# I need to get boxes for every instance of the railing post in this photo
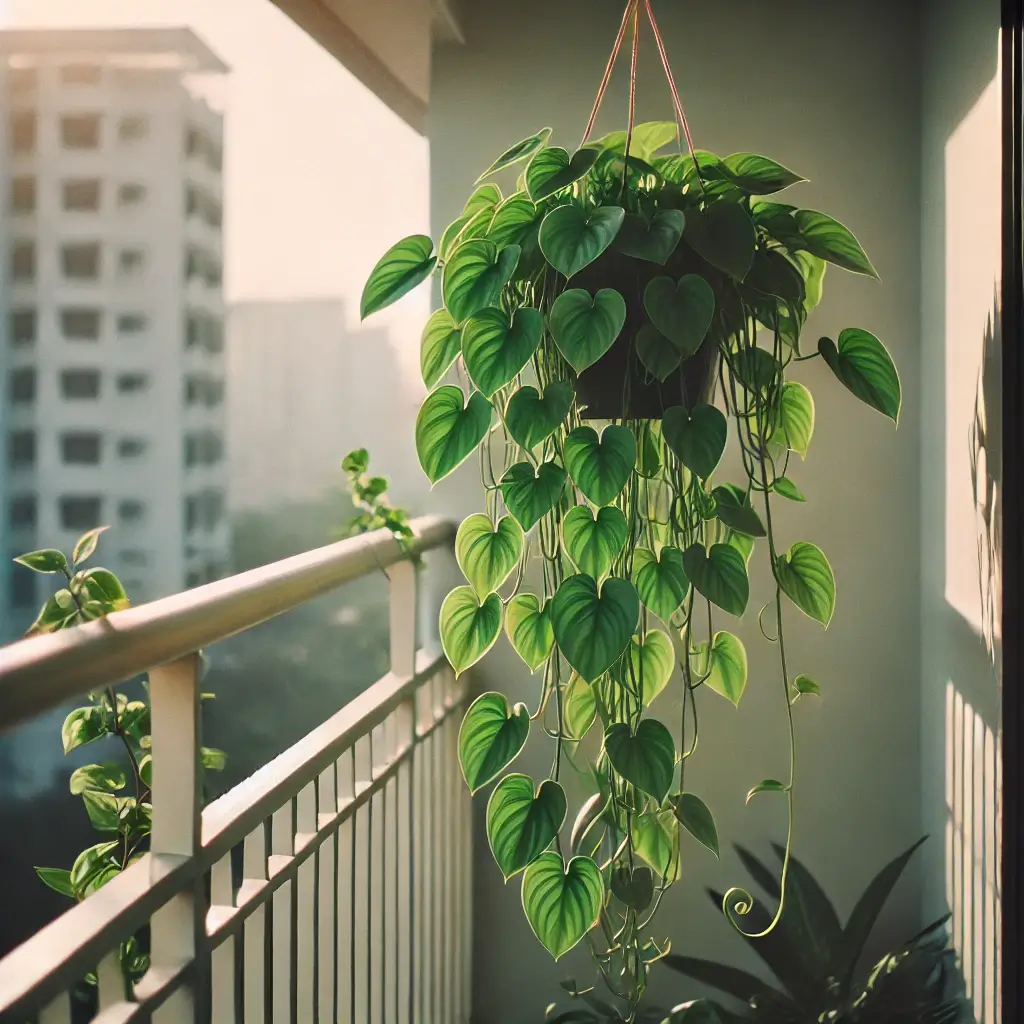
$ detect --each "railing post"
[389,558,419,680]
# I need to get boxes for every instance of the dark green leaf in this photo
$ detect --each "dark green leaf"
[505,593,555,672]
[462,306,542,397]
[743,248,806,304]
[487,774,566,878]
[500,460,567,531]
[615,210,685,264]
[730,346,780,393]
[549,287,626,373]
[62,706,109,754]
[27,593,78,635]
[81,569,129,610]
[663,955,795,1014]
[563,425,636,506]
[458,691,530,792]
[671,793,719,857]
[685,201,755,280]
[818,329,901,423]
[773,476,806,501]
[793,209,878,279]
[775,541,836,627]
[456,513,523,598]
[70,841,119,896]
[539,205,625,279]
[82,790,120,833]
[793,674,821,697]
[342,448,369,474]
[14,548,69,574]
[420,309,461,388]
[440,586,502,676]
[526,146,600,201]
[604,719,675,802]
[360,234,436,319]
[611,865,655,911]
[505,381,574,450]
[636,324,682,382]
[522,852,603,960]
[35,866,75,898]
[643,275,715,359]
[442,240,520,324]
[476,127,552,182]
[662,405,727,480]
[551,574,638,683]
[712,485,765,538]
[683,544,749,617]
[415,386,492,484]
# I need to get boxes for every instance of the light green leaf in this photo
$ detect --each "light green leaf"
[420,309,461,388]
[671,792,720,857]
[82,790,120,833]
[588,120,678,160]
[35,867,75,898]
[526,146,600,201]
[773,476,806,501]
[440,586,502,677]
[505,381,574,450]
[793,674,822,698]
[549,287,626,373]
[73,527,109,567]
[521,852,603,960]
[500,460,567,531]
[462,182,502,218]
[610,865,655,911]
[633,809,680,882]
[633,546,690,621]
[563,425,636,506]
[442,239,520,324]
[775,541,836,627]
[455,513,523,599]
[476,128,552,183]
[685,201,755,280]
[692,631,748,706]
[711,485,765,538]
[80,569,129,610]
[604,720,675,802]
[622,629,675,706]
[561,505,628,580]
[793,250,827,312]
[615,210,685,264]
[458,691,530,792]
[539,205,625,279]
[14,549,69,574]
[462,306,542,397]
[505,593,555,672]
[487,774,566,878]
[360,234,436,319]
[793,209,878,278]
[550,574,638,683]
[662,404,727,480]
[778,381,815,457]
[570,793,608,854]
[746,779,787,804]
[683,544,750,617]
[563,674,597,740]
[643,275,715,358]
[70,763,126,795]
[818,328,901,423]
[62,706,109,754]
[415,386,492,484]
[722,153,805,194]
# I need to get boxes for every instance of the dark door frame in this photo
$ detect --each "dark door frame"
[1003,0,1023,1018]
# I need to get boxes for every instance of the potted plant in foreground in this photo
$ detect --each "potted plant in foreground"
[360,0,901,1015]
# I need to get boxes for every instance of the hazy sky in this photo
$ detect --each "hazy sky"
[7,0,431,360]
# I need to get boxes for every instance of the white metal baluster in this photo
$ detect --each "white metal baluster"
[146,652,202,1024]
[353,735,372,1022]
[296,783,316,1024]
[242,825,268,1024]
[271,803,295,1024]
[38,993,70,1024]
[96,949,123,1010]
[396,701,414,1024]
[442,711,454,1022]
[413,684,430,1024]
[449,700,462,1023]
[384,772,398,1022]
[317,763,337,1024]
[337,749,355,1023]
[460,693,473,1021]
[369,724,386,1023]
[432,690,444,1024]
[211,855,236,1024]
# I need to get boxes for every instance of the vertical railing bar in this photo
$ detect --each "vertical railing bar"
[316,764,337,1024]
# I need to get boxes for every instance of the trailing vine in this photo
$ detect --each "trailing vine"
[360,2,901,1016]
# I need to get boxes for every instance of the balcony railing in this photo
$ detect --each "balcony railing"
[0,516,470,1024]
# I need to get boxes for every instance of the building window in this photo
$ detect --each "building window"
[118,183,145,207]
[61,114,101,149]
[117,437,147,458]
[60,496,101,530]
[61,308,101,341]
[11,176,35,213]
[9,367,35,403]
[61,369,100,399]
[118,115,146,141]
[10,565,36,609]
[118,249,144,276]
[10,495,37,528]
[10,67,38,94]
[186,569,202,588]
[118,500,146,524]
[10,112,35,154]
[9,431,35,467]
[61,432,101,465]
[116,373,148,394]
[120,549,148,566]
[117,313,146,335]
[60,63,102,85]
[63,179,101,211]
[10,310,35,347]
[11,241,35,281]
[61,243,101,281]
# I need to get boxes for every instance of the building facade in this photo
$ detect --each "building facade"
[0,28,229,637]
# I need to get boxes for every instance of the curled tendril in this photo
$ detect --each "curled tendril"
[758,602,779,642]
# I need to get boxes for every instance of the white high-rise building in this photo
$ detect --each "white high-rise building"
[0,27,230,637]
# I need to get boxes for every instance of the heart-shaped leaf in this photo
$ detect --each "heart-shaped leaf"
[633,809,681,882]
[662,405,727,480]
[549,287,627,373]
[462,306,543,397]
[500,460,567,531]
[636,421,663,478]
[442,239,521,324]
[615,210,686,264]
[415,386,492,484]
[526,146,600,201]
[462,182,502,217]
[610,865,655,911]
[562,505,628,579]
[621,629,675,706]
[633,546,690,621]
[505,381,575,450]
[777,381,815,457]
[476,127,552,183]
[361,234,436,319]
[564,425,636,506]
[685,201,756,281]
[776,541,835,626]
[604,719,675,802]
[743,248,807,305]
[551,574,639,683]
[564,674,597,740]
[794,209,878,278]
[455,513,523,598]
[732,346,781,394]
[487,193,541,248]
[671,792,720,857]
[818,329,901,423]
[521,852,603,960]
[722,153,805,195]
[420,309,461,388]
[487,774,567,878]
[505,593,555,671]
[711,485,766,538]
[440,586,502,676]
[683,544,749,617]
[459,691,530,792]
[539,205,625,279]
[636,324,682,381]
[692,630,747,706]
[643,275,716,358]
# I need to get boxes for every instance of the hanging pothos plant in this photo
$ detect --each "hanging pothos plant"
[360,1,900,1016]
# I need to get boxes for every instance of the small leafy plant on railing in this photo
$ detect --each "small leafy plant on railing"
[340,447,415,549]
[14,527,224,991]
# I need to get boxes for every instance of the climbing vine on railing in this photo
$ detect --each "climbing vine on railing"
[341,447,415,550]
[359,1,900,1016]
[15,527,224,992]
